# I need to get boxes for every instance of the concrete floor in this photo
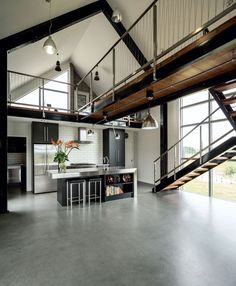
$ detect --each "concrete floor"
[1,184,236,286]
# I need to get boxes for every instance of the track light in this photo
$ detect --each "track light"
[43,0,57,55]
[111,9,122,23]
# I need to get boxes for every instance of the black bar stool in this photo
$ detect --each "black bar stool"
[88,178,102,206]
[66,179,86,207]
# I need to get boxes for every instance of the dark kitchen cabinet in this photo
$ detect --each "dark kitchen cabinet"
[103,129,125,167]
[32,122,58,144]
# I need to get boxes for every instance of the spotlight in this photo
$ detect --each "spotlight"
[111,9,122,23]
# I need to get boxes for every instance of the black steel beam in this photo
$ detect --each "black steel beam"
[0,50,8,214]
[107,69,236,122]
[0,1,103,51]
[160,104,168,182]
[101,0,148,67]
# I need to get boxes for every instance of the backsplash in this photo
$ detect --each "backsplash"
[59,126,103,164]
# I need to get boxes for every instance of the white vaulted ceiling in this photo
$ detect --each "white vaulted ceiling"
[3,0,153,95]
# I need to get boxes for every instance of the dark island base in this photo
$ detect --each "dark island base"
[57,173,134,206]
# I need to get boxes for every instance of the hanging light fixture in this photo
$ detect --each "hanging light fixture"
[94,66,100,81]
[142,90,158,130]
[113,125,120,140]
[43,0,57,55]
[55,53,62,72]
[111,9,122,23]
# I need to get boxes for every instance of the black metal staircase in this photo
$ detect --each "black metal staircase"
[154,136,236,192]
[153,85,236,192]
[210,85,236,131]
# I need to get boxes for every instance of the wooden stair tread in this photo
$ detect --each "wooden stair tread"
[203,162,218,167]
[214,156,228,160]
[222,96,236,105]
[229,111,236,117]
[181,177,192,181]
[188,172,200,177]
[195,167,208,172]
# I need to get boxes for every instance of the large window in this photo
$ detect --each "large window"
[15,71,70,111]
[180,89,236,202]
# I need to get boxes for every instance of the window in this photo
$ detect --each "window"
[15,71,70,111]
[180,89,236,202]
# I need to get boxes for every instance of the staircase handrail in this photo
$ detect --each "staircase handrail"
[154,106,221,163]
[77,3,236,114]
[155,128,235,184]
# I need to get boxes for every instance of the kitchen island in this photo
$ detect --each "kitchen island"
[48,167,137,206]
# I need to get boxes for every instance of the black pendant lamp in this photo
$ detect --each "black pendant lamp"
[94,69,100,81]
[55,53,61,72]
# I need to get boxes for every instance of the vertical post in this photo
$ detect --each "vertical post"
[153,4,157,81]
[112,48,116,87]
[174,146,176,180]
[90,73,93,103]
[200,125,202,164]
[208,91,213,197]
[160,103,168,183]
[42,79,45,118]
[0,49,8,213]
[153,161,156,192]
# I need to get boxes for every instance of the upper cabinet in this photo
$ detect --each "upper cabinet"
[103,129,125,167]
[32,122,58,144]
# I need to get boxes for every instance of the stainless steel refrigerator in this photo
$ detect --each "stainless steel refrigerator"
[33,144,58,194]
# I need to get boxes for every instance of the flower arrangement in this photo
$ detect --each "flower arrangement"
[51,139,80,172]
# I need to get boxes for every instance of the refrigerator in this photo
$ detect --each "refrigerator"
[33,144,58,194]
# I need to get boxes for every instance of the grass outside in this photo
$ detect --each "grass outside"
[183,180,236,202]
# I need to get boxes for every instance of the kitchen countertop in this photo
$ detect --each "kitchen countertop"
[48,167,137,179]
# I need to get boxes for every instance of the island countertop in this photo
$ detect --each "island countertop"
[48,167,137,180]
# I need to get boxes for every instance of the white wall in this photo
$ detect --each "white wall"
[134,101,179,185]
[134,106,160,184]
[8,120,32,192]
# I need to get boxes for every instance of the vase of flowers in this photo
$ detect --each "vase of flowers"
[51,139,80,173]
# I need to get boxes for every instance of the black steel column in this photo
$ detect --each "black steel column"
[0,49,8,213]
[160,103,168,182]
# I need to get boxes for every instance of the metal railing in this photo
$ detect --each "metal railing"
[76,0,236,117]
[7,1,236,122]
[153,106,235,187]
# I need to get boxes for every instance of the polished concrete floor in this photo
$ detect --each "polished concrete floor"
[1,184,236,286]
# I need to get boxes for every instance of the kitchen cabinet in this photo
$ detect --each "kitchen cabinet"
[103,129,125,167]
[32,122,58,144]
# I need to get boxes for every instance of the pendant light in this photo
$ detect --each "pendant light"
[113,125,120,140]
[55,53,62,72]
[43,0,57,55]
[94,66,100,81]
[142,90,158,130]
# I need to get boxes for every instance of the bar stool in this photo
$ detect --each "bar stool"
[88,178,102,206]
[66,179,86,207]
